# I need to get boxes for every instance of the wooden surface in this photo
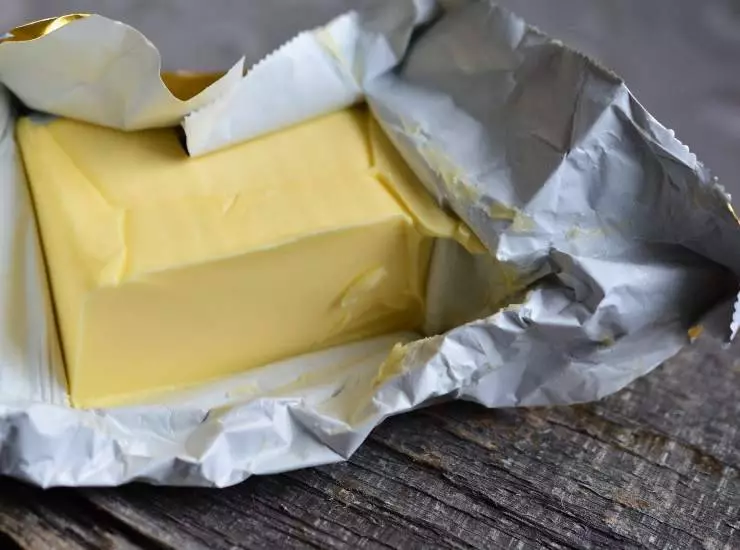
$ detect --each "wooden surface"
[0,322,738,549]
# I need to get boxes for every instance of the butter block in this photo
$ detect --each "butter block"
[18,107,469,408]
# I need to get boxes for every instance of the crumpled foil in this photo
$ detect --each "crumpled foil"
[1,0,739,487]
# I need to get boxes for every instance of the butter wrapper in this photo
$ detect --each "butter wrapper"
[1,0,739,487]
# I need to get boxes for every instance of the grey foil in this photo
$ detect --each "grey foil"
[0,1,738,487]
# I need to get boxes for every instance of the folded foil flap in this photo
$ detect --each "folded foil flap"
[0,14,244,130]
[183,0,438,156]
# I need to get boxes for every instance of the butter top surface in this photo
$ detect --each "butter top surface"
[17,106,475,407]
[20,107,448,286]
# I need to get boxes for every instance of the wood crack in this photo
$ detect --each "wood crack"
[304,467,476,549]
[369,436,584,549]
[350,445,515,547]
[0,530,23,550]
[543,417,699,485]
[278,474,399,550]
[216,486,356,549]
[566,405,739,472]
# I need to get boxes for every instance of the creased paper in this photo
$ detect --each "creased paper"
[1,0,738,487]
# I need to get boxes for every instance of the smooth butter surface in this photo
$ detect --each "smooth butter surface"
[18,107,467,408]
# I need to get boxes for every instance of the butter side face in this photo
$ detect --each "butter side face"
[18,107,456,408]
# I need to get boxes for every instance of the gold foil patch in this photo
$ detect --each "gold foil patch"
[160,71,227,101]
[0,15,89,43]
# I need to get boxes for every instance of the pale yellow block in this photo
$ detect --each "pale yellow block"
[17,107,462,408]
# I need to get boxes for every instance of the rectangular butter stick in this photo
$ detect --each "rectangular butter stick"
[18,107,469,408]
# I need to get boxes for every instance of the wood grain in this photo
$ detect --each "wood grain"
[0,324,738,549]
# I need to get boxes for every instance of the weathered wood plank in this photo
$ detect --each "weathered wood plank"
[0,327,738,550]
[0,480,150,549]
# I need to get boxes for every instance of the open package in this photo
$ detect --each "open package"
[1,0,740,487]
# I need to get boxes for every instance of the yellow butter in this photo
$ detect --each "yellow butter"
[18,107,469,408]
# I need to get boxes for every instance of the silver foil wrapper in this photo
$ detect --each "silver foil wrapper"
[0,0,738,487]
